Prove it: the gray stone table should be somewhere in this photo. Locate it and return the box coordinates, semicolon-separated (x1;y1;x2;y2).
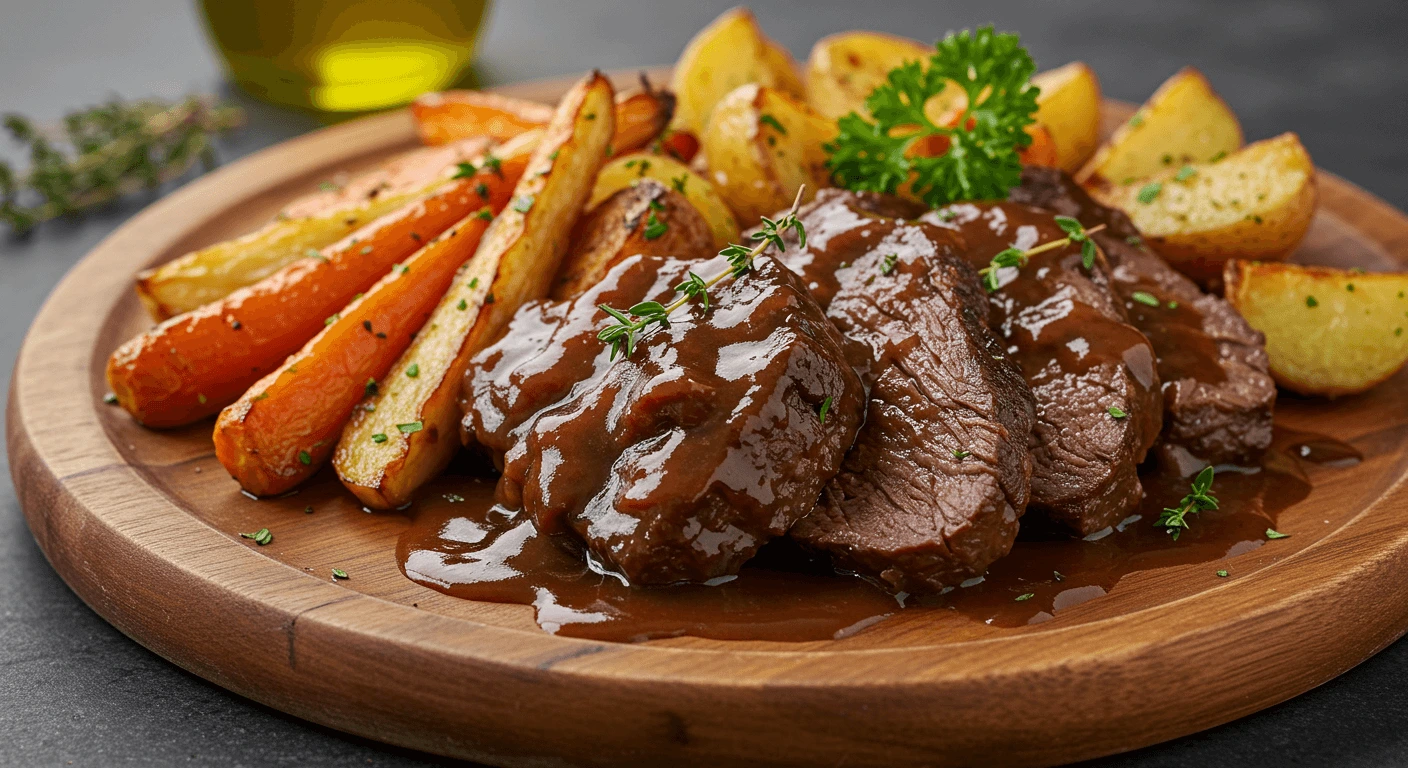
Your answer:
3;1;1406;765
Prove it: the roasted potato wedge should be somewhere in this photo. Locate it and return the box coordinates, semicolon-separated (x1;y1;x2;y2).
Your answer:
589;152;739;250
554;179;715;300
670;7;803;135
1078;67;1242;188
213;206;499;497
1093;133;1317;285
107;145;526;428
412;91;554;145
805;31;939;121
413;84;672;155
703;84;835;227
1031;61;1102;173
136;137;491;319
334;71;616;509
1224;261;1408;396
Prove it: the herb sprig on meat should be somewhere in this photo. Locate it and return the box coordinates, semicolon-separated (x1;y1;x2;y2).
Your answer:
598;188;807;360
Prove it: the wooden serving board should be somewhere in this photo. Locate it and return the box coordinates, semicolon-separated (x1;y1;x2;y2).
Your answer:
10;70;1408;767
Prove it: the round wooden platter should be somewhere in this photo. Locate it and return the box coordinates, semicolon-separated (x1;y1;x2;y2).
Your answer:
10;68;1408;768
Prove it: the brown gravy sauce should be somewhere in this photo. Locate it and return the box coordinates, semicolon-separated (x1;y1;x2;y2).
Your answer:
398;427;1358;642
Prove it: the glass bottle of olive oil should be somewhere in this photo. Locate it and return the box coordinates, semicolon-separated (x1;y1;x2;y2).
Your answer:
200;0;490;112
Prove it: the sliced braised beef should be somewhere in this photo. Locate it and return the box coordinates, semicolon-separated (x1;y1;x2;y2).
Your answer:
1011;166;1275;467
772;188;928;308
461;253;866;585
923;202;1163;536
789;215;1036;593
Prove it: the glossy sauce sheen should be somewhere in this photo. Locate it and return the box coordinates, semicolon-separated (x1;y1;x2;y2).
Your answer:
399;427;1356;640
461;253;865;585
922;202;1164;535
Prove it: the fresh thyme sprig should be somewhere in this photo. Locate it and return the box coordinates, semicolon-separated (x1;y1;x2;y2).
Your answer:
1155;466;1218;540
825;26;1039;206
978;219;1106;291
0;95;244;234
598;187;808;360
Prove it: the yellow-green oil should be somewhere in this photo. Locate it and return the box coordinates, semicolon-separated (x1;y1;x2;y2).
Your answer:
200;0;490;112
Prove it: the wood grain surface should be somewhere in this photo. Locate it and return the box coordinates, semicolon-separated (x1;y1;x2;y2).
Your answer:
9;70;1408;767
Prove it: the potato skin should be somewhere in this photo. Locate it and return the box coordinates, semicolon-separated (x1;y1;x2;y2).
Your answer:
1078;66;1243;188
1094;133;1317;288
669;7;803;135
703;84;834;227
554;180;714;300
1031;62;1102;173
1224;260;1408;397
589;152;739;250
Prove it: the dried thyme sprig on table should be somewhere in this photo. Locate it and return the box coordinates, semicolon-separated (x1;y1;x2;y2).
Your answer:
597;187;808;360
0;95;244;234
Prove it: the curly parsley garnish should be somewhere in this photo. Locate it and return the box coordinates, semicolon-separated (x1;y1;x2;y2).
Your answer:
824;26;1039;206
598;188;807;360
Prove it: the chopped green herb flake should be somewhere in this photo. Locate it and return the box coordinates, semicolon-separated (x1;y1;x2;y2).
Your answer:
952;449;971;460
759;113;787;134
1216;569;1229;578
444;493;465;503
1136;182;1163;204
364;378;378;397
452;161;477;179
818;396;833;423
1131;291;1160;307
298;450;311;465
469;277;480;289
880;253;899;275
475;182;489;199
332;568;349;580
240;528;273;545
671;174;688;193
325;313;340;325
1015;593;1035;602
1174;165;1197;182
1265;528;1291;540
643;211;668;240
406;363;420;378
396;421;424;434
103;392;119;405
457;298;468;310
371;433;388;443
1306;295;1318;308
1108;406;1128;419
1129;114;1144;128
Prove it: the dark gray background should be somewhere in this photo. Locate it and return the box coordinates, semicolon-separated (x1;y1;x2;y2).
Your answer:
3;1;1406;766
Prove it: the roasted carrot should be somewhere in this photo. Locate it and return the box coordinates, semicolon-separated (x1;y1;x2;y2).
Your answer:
107;138;534;428
1019;124;1060;168
136;137;492;319
611;85;676;154
413;86;672;155
212;206;499;496
411;91;554;146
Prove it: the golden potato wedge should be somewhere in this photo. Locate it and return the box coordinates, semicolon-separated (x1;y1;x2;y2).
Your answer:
1032;61;1102;173
135;137;492;319
1224;261;1408;396
1093;133;1317;286
588;152;739;250
554;179;715;300
1078;67;1242;188
805;31;942;121
670;7;803;135
334;71;616;509
703;84;835;227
